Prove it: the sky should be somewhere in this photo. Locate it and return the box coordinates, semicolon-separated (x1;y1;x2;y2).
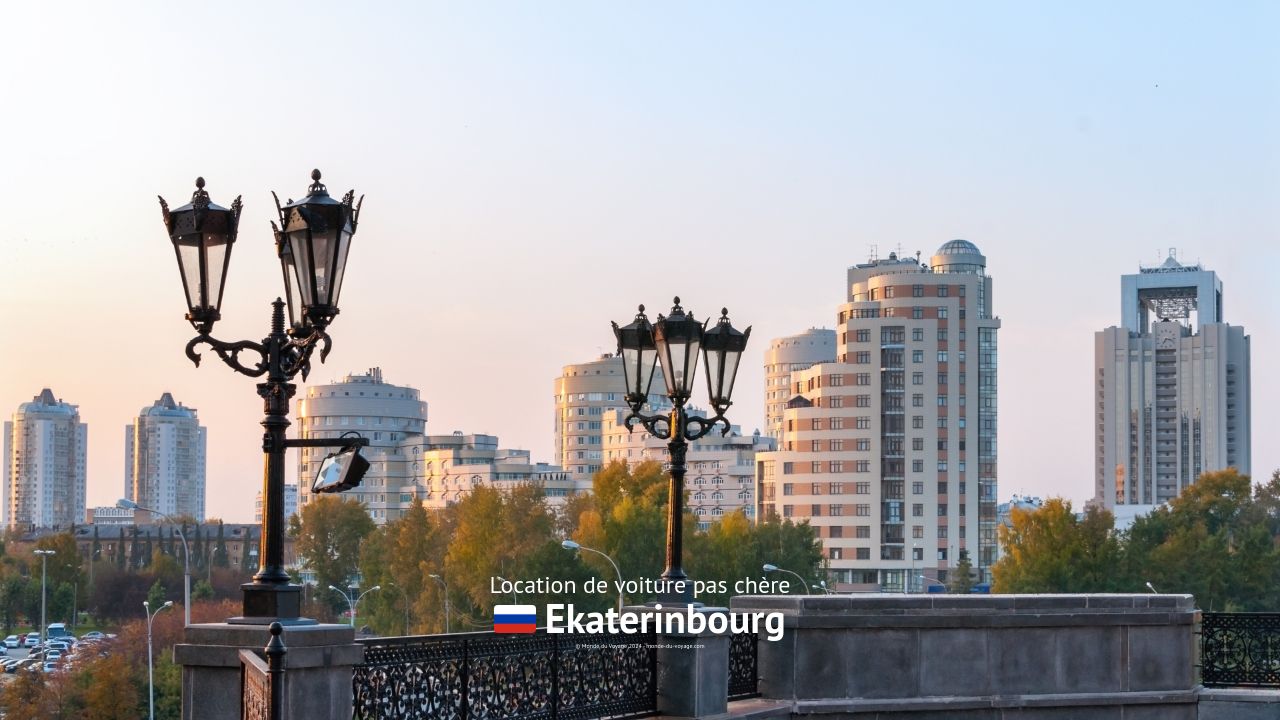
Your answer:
0;1;1276;522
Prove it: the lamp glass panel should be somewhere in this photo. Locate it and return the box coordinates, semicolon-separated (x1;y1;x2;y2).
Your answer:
657;340;678;396
311;228;336;305
331;228;352;307
705;347;724;401
287;232;315;307
278;244;300;328
720;351;741;403
177;240;203;311
639;346;658;397
204;235;230;311
621;347;640;395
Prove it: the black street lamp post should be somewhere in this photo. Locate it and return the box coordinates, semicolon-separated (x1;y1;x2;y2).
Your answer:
159;171;369;624
612;298;750;603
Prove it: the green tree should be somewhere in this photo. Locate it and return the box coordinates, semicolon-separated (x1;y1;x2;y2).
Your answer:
212;522;229;568
289;496;375;612
950;550;976;593
147;580;168;610
992;498;1122;593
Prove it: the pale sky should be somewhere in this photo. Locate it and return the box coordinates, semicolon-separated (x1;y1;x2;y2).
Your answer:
1;2;1276;522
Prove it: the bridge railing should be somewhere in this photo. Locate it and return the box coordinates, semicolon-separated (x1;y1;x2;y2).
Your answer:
1201;612;1280;687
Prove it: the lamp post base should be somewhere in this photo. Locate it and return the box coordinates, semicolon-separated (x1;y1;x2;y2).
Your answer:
228;583;317;625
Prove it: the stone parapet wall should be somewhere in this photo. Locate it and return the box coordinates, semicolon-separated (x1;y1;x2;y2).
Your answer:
731;594;1199;720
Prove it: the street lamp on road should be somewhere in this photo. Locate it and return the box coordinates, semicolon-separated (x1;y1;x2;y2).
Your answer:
145;600;174;720
763;563;811;595
118;498;192;626
612;300;750;603
429;574;450;634
33;550;55;642
563;540;625;611
495;577;518;604
158;172;369;623
329;585;380;628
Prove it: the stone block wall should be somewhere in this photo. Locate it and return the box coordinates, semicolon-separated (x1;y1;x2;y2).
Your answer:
732;594;1199;720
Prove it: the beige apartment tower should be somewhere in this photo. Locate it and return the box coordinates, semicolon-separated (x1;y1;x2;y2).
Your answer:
759;240;1000;591
765;329;836;441
125;392;207;520
554;355;667;489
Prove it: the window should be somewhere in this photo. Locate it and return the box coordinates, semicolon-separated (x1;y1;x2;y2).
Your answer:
854;461;871;472
938;439;948;451
913;394;924;407
831;438;844;450
855;352;871;364
783;505;793;517
912;416;924;429
855;482;870;494
830;396;844;408
912;328;924;342
885;286;896;298
937;395;947;406
855;329;870;342
783;462;794;474
855;439;871;451
830;526;843;538
830;461;844;473
811;419;822;431
830;548;843;560
938;482;948;494
938;526;948;538
913;526;924;539
938;503;948;516
913;372;924;385
912;307;924;319
959;481;967;495
811;461;823;474
829;482;844;494
937;351;948;363
855;525;871;538
855;373;871;386
856;547;871;560
938;461;948;472
937;417;948;428
811;440;822;452
913;284;924;297
937;330;947;342
912;350;924;363
912;504;924;517
913;460;924;472
938;307;948;319
938;285;949;297
830;504;844;517
913;547;925;561
830;374;845;386
783;483;794;496
912;481;924;494
856;417;871;429
855;504;871;516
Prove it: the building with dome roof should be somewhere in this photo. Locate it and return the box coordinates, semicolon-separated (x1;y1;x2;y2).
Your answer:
125;392;207;520
3;389;87;530
758;240;1001;591
1094;252;1250;527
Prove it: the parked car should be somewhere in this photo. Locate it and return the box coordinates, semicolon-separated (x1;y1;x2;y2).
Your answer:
3;635;18;649
23;633;40;647
80;631;104;641
46;641;69;652
41;661;57;673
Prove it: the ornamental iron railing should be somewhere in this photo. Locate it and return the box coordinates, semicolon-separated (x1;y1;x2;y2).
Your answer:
1201;612;1280;687
353;630;657;720
727;631;759;700
241;622;288;720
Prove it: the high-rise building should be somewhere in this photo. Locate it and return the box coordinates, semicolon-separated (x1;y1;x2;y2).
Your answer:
601;409;776;528
255;483;298;524
1093;253;1250;527
295;368;429;524
125;392;207;520
758;241;1000;591
3;389;88;530
765;329;836;440
408;433;575;509
554;355;668;489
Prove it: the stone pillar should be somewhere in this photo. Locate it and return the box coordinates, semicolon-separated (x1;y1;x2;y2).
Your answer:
174;622;363;720
637;604;731;719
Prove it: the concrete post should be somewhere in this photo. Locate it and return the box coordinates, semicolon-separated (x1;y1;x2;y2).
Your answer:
173;623;363;720
636;605;732;719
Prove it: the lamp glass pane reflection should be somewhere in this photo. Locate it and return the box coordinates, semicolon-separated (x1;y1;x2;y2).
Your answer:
312;446;370;494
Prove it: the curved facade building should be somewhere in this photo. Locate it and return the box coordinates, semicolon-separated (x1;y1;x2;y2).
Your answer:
126;392;207;520
764;328;837;440
3;389;87;530
295;368;428;523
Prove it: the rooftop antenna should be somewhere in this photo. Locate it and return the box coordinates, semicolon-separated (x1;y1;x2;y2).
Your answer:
869;243;878;262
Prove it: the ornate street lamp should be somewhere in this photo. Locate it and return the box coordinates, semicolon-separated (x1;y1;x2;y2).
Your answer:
158;171;370;624
612;298;750;603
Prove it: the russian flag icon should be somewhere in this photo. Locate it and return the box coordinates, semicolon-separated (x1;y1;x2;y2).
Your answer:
494;604;537;633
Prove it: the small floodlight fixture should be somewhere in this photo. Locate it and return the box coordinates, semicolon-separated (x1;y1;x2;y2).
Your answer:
312;434;370;494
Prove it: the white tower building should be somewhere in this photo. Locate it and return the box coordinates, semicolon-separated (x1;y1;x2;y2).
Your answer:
126;392;207;520
3;389;87;530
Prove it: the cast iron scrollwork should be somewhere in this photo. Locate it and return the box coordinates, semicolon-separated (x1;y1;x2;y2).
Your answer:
183;300;331;382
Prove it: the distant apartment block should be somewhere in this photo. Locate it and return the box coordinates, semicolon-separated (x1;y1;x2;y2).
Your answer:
601;409;776;528
554;355;669;488
758;241;1000;591
125;392;207;520
1094;253;1250;527
765;329;836;441
255;483;299;524
3;389;87;530
296;368;568;523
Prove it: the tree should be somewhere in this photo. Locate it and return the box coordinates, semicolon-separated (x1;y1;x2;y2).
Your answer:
950;550;976;594
212;522;229;568
289;496;375;610
147;580;167;610
992;498;1121;593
